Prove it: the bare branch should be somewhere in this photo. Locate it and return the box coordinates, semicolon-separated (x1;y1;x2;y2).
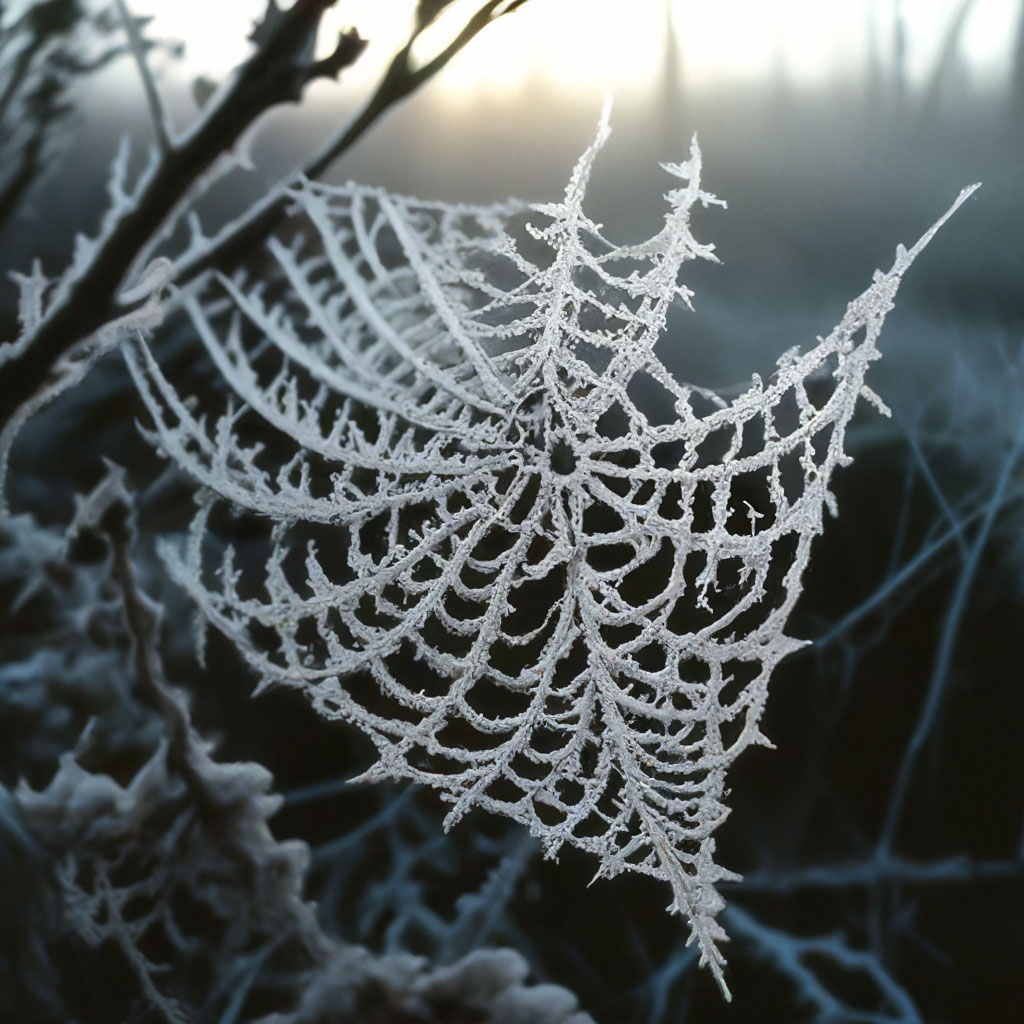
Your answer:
113;0;173;153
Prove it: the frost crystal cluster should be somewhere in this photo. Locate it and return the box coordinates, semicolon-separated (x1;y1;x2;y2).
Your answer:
128;108;976;996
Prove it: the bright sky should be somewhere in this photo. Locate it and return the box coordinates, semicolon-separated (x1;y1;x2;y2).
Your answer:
132;0;1017;100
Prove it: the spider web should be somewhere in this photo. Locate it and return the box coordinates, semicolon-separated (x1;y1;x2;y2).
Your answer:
126;105;976;997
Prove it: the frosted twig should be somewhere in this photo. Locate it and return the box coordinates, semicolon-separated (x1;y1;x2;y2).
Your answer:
724;903;923;1024
114;0;174;153
879;408;1024;854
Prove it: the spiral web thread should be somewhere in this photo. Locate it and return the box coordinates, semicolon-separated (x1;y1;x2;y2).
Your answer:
126;106;976;997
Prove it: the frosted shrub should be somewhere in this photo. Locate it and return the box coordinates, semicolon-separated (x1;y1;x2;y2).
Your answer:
3;471;593;1023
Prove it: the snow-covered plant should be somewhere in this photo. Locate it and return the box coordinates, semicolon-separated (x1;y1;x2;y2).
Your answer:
3;469;591;1023
127;105;976;997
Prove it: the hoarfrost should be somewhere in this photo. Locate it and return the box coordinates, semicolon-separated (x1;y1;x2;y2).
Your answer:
128;105;977;997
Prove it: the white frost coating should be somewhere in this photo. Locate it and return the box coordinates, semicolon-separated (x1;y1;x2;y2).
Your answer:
127;105;978;998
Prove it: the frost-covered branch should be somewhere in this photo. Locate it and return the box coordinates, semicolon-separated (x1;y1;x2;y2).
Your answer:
113;0;173;152
0;2;130;229
169;2;533;284
724;904;923;1024
879;408;1024;854
0;0;532;509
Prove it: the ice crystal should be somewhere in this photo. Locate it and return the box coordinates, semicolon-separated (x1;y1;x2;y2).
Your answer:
127;105;977;997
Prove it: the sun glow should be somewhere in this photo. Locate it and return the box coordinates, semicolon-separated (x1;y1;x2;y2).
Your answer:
132;0;264;78
131;0;1018;101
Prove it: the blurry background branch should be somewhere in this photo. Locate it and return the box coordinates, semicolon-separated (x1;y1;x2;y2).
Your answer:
0;0;175;234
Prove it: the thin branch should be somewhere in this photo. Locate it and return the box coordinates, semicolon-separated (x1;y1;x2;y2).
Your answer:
901;427;969;555
0;1;532;475
813;500;983;650
173;1;529;284
724;903;923;1024
114;0;173;153
879;410;1024;853
740;855;1024;894
0;0;364;462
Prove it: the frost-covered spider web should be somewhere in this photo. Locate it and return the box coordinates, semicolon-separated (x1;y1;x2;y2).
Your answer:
127;105;976;998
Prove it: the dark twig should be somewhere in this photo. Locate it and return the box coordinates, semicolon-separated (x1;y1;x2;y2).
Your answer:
0;0;361;440
0;0;531;468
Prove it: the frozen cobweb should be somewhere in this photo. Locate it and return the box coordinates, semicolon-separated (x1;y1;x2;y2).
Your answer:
126;103;976;998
